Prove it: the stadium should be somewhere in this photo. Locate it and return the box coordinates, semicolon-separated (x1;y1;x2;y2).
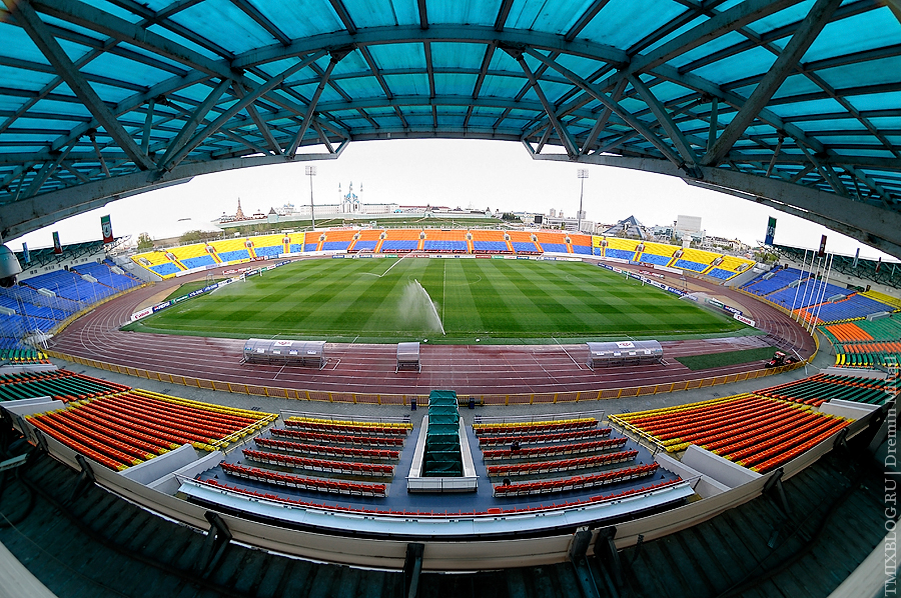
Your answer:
0;1;898;597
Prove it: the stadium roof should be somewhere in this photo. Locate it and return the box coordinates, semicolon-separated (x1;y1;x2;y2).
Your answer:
1;0;901;257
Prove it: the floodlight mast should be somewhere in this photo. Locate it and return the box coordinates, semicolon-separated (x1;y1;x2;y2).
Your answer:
305;165;317;230
577;169;589;233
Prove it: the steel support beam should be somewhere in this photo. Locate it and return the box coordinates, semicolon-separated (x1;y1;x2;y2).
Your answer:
508;49;579;159
229;0;290;46
564;0;611;43
535;125;554;154
141;98;155;155
797;142;847;197
532;152;901;259
628;74;699;171
157;78;232;169
403;543;424;598
886;0;901;24
634;0;805;74
707;97;719;154
61;161;90;183
702;0;843;166
21;141;75;198
7;0;156;171
583;77;628;155
569;529;602;598
287;52;345;156
417;0;428;30
583;0;805;100
494;0;515;31
31;0;225;82
231;84;283;155
525;50;685;167
231;25;628;71
27;0;349;144
312;122;335;154
327;0;357;35
164;52;327;170
765;135;784;178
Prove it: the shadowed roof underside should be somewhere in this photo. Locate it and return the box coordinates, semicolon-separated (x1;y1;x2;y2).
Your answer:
1;0;900;256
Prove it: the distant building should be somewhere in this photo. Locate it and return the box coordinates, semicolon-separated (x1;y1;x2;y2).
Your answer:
702;235;747;253
651;224;675;239
542;216;594;233
675;215;704;241
601;215;648;239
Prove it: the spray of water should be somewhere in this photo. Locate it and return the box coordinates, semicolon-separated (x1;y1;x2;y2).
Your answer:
398;279;445;335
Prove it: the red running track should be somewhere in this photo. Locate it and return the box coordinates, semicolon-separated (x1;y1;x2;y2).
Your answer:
49;264;816;396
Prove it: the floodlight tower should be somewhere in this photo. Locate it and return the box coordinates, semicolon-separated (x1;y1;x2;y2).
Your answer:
577;169;589;233
305;165;317;230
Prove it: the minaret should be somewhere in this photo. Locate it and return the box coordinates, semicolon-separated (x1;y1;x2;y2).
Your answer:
235;198;245;219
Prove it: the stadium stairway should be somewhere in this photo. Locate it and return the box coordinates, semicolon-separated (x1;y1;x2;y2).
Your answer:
167;254;188;271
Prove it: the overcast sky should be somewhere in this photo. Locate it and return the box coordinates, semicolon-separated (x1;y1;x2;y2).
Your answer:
11;138;897;262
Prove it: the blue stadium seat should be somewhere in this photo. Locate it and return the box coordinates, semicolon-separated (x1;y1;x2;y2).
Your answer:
605;249;635;260
638;254;670;266
218;249;250;262
73;261;142;291
304;243;319;252
255;245;282;257
422;240;467;252
181;255;216;269
707;268;734;280
674;259;708;272
741;267;799;295
511;242;538;253
539;243;568;253
813;294;895;323
321;241;351;251
766;278;846;309
572;245;592;255
353;240;378;251
381;240;418;251
473;241;507;252
150;263;180;276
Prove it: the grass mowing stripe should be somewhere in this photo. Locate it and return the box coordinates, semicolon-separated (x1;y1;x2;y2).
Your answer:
477;260;537;334
492;261;589;332
443;259;484;334
126;258;750;344
676;346;781;371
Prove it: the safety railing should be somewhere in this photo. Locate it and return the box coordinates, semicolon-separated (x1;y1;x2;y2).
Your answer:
45;349;807;407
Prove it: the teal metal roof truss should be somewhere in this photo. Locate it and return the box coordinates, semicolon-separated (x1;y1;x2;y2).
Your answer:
1;0;900;256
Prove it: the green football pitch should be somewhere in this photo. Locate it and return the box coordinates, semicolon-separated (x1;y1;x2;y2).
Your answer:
124;257;752;344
